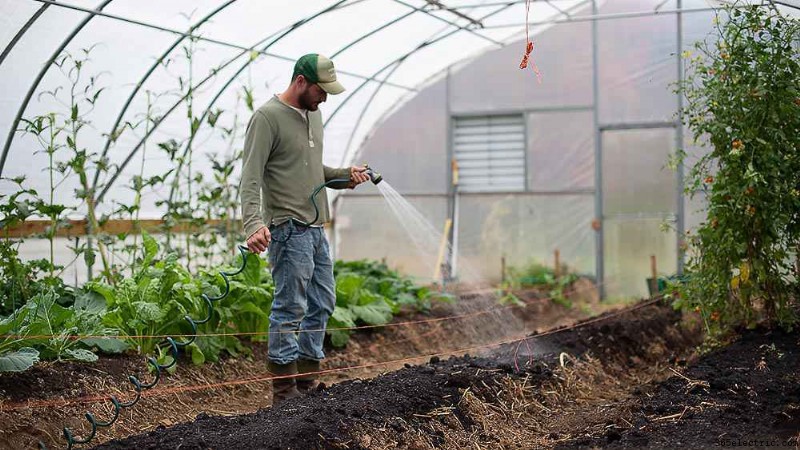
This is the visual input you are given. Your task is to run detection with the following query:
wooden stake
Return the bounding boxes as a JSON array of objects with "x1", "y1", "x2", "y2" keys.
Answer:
[
  {"x1": 650, "y1": 254, "x2": 658, "y2": 280},
  {"x1": 433, "y1": 219, "x2": 453, "y2": 282}
]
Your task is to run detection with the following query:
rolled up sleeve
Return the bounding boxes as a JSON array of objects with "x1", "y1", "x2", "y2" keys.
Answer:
[{"x1": 323, "y1": 165, "x2": 352, "y2": 190}]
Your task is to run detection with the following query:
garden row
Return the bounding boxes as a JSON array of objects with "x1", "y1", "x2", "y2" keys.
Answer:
[{"x1": 0, "y1": 232, "x2": 452, "y2": 373}]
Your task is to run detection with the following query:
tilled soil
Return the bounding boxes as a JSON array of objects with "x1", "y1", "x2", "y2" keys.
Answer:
[
  {"x1": 558, "y1": 326, "x2": 800, "y2": 450},
  {"x1": 9, "y1": 290, "x2": 794, "y2": 450},
  {"x1": 93, "y1": 300, "x2": 700, "y2": 450}
]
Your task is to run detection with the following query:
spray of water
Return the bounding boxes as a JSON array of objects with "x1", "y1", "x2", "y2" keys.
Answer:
[
  {"x1": 371, "y1": 180, "x2": 541, "y2": 361},
  {"x1": 375, "y1": 181, "x2": 489, "y2": 288},
  {"x1": 376, "y1": 182, "x2": 442, "y2": 273}
]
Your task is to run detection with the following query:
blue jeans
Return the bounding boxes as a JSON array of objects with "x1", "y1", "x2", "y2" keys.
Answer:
[{"x1": 267, "y1": 220, "x2": 336, "y2": 365}]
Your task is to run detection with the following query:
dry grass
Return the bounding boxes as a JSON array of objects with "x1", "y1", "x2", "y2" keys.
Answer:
[
  {"x1": 353, "y1": 314, "x2": 704, "y2": 450},
  {"x1": 347, "y1": 348, "x2": 684, "y2": 450}
]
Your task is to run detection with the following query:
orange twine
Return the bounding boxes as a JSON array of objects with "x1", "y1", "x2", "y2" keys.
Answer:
[{"x1": 519, "y1": 0, "x2": 542, "y2": 83}]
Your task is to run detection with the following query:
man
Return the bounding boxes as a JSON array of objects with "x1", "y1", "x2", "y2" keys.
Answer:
[{"x1": 240, "y1": 53, "x2": 370, "y2": 405}]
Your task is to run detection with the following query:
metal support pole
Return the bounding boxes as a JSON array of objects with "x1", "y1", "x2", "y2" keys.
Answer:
[
  {"x1": 676, "y1": 0, "x2": 686, "y2": 275},
  {"x1": 0, "y1": 0, "x2": 114, "y2": 177},
  {"x1": 591, "y1": 0, "x2": 604, "y2": 299},
  {"x1": 445, "y1": 66, "x2": 457, "y2": 281},
  {"x1": 0, "y1": 3, "x2": 50, "y2": 67}
]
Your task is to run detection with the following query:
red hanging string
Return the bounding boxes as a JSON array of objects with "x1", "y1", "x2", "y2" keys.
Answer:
[{"x1": 519, "y1": 0, "x2": 542, "y2": 83}]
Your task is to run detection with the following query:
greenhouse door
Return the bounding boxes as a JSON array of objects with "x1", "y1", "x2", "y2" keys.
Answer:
[{"x1": 600, "y1": 125, "x2": 679, "y2": 299}]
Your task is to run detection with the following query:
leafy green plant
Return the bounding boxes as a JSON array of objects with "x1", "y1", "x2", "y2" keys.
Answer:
[
  {"x1": 109, "y1": 89, "x2": 174, "y2": 277},
  {"x1": 335, "y1": 259, "x2": 453, "y2": 312},
  {"x1": 193, "y1": 140, "x2": 242, "y2": 269},
  {"x1": 0, "y1": 241, "x2": 70, "y2": 316},
  {"x1": 52, "y1": 49, "x2": 115, "y2": 283},
  {"x1": 327, "y1": 272, "x2": 396, "y2": 347},
  {"x1": 87, "y1": 232, "x2": 209, "y2": 355},
  {"x1": 160, "y1": 31, "x2": 209, "y2": 268},
  {"x1": 674, "y1": 3, "x2": 800, "y2": 334},
  {"x1": 501, "y1": 261, "x2": 579, "y2": 307},
  {"x1": 20, "y1": 113, "x2": 70, "y2": 275},
  {"x1": 0, "y1": 176, "x2": 71, "y2": 315},
  {"x1": 328, "y1": 259, "x2": 454, "y2": 347},
  {"x1": 88, "y1": 233, "x2": 262, "y2": 365},
  {"x1": 191, "y1": 86, "x2": 252, "y2": 269},
  {"x1": 0, "y1": 288, "x2": 126, "y2": 372},
  {"x1": 194, "y1": 251, "x2": 272, "y2": 363}
]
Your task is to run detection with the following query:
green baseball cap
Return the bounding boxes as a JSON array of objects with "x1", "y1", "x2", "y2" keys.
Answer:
[{"x1": 293, "y1": 53, "x2": 345, "y2": 95}]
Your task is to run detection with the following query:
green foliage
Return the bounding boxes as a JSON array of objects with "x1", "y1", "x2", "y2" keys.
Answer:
[
  {"x1": 192, "y1": 149, "x2": 245, "y2": 269},
  {"x1": 87, "y1": 232, "x2": 211, "y2": 355},
  {"x1": 328, "y1": 260, "x2": 454, "y2": 347},
  {"x1": 497, "y1": 291, "x2": 524, "y2": 307},
  {"x1": 0, "y1": 348, "x2": 40, "y2": 372},
  {"x1": 0, "y1": 175, "x2": 74, "y2": 315},
  {"x1": 0, "y1": 288, "x2": 125, "y2": 372},
  {"x1": 0, "y1": 241, "x2": 71, "y2": 316},
  {"x1": 196, "y1": 251, "x2": 272, "y2": 361},
  {"x1": 334, "y1": 259, "x2": 454, "y2": 312},
  {"x1": 674, "y1": 4, "x2": 800, "y2": 334},
  {"x1": 49, "y1": 48, "x2": 115, "y2": 283},
  {"x1": 502, "y1": 261, "x2": 579, "y2": 307}
]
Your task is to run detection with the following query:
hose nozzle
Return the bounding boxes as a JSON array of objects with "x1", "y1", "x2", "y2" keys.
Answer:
[{"x1": 364, "y1": 164, "x2": 383, "y2": 185}]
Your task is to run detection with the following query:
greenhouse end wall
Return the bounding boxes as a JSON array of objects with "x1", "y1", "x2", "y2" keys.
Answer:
[{"x1": 337, "y1": 0, "x2": 718, "y2": 299}]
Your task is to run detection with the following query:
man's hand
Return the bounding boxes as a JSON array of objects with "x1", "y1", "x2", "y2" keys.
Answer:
[
  {"x1": 348, "y1": 166, "x2": 370, "y2": 189},
  {"x1": 246, "y1": 226, "x2": 271, "y2": 254}
]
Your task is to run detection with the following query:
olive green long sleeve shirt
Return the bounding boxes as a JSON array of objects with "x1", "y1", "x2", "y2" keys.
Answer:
[{"x1": 240, "y1": 96, "x2": 351, "y2": 238}]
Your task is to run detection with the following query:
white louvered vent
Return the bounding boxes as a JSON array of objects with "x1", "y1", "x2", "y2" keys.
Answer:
[{"x1": 453, "y1": 115, "x2": 526, "y2": 193}]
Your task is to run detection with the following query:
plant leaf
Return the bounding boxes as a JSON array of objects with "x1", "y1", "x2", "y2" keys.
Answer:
[
  {"x1": 329, "y1": 330, "x2": 350, "y2": 348},
  {"x1": 142, "y1": 231, "x2": 158, "y2": 268},
  {"x1": 331, "y1": 306, "x2": 357, "y2": 327},
  {"x1": 335, "y1": 273, "x2": 365, "y2": 305},
  {"x1": 0, "y1": 348, "x2": 39, "y2": 372},
  {"x1": 81, "y1": 337, "x2": 129, "y2": 354},
  {"x1": 189, "y1": 342, "x2": 205, "y2": 365},
  {"x1": 351, "y1": 300, "x2": 392, "y2": 326},
  {"x1": 73, "y1": 290, "x2": 107, "y2": 315},
  {"x1": 64, "y1": 348, "x2": 98, "y2": 362},
  {"x1": 132, "y1": 301, "x2": 166, "y2": 322},
  {"x1": 235, "y1": 302, "x2": 269, "y2": 319},
  {"x1": 241, "y1": 253, "x2": 265, "y2": 287}
]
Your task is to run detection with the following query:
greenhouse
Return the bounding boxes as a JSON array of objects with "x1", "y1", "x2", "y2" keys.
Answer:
[{"x1": 1, "y1": 0, "x2": 799, "y2": 449}]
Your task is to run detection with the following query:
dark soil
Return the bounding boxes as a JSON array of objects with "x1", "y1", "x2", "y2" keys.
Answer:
[
  {"x1": 558, "y1": 326, "x2": 800, "y2": 450},
  {"x1": 93, "y1": 300, "x2": 697, "y2": 450},
  {"x1": 10, "y1": 288, "x2": 794, "y2": 450},
  {"x1": 0, "y1": 354, "x2": 145, "y2": 402}
]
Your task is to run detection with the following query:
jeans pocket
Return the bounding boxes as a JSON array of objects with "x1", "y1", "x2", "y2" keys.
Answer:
[
  {"x1": 291, "y1": 220, "x2": 310, "y2": 237},
  {"x1": 269, "y1": 221, "x2": 291, "y2": 242}
]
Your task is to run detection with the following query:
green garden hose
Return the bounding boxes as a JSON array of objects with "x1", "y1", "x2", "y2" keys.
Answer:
[{"x1": 273, "y1": 166, "x2": 381, "y2": 242}]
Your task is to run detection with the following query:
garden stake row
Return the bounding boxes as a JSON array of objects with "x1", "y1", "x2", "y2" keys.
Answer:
[{"x1": 39, "y1": 245, "x2": 250, "y2": 450}]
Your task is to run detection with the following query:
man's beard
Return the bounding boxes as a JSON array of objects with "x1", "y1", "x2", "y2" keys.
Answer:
[{"x1": 298, "y1": 87, "x2": 319, "y2": 111}]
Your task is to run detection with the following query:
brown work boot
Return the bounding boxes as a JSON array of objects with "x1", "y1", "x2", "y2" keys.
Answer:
[
  {"x1": 267, "y1": 360, "x2": 301, "y2": 406},
  {"x1": 296, "y1": 358, "x2": 323, "y2": 393}
]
